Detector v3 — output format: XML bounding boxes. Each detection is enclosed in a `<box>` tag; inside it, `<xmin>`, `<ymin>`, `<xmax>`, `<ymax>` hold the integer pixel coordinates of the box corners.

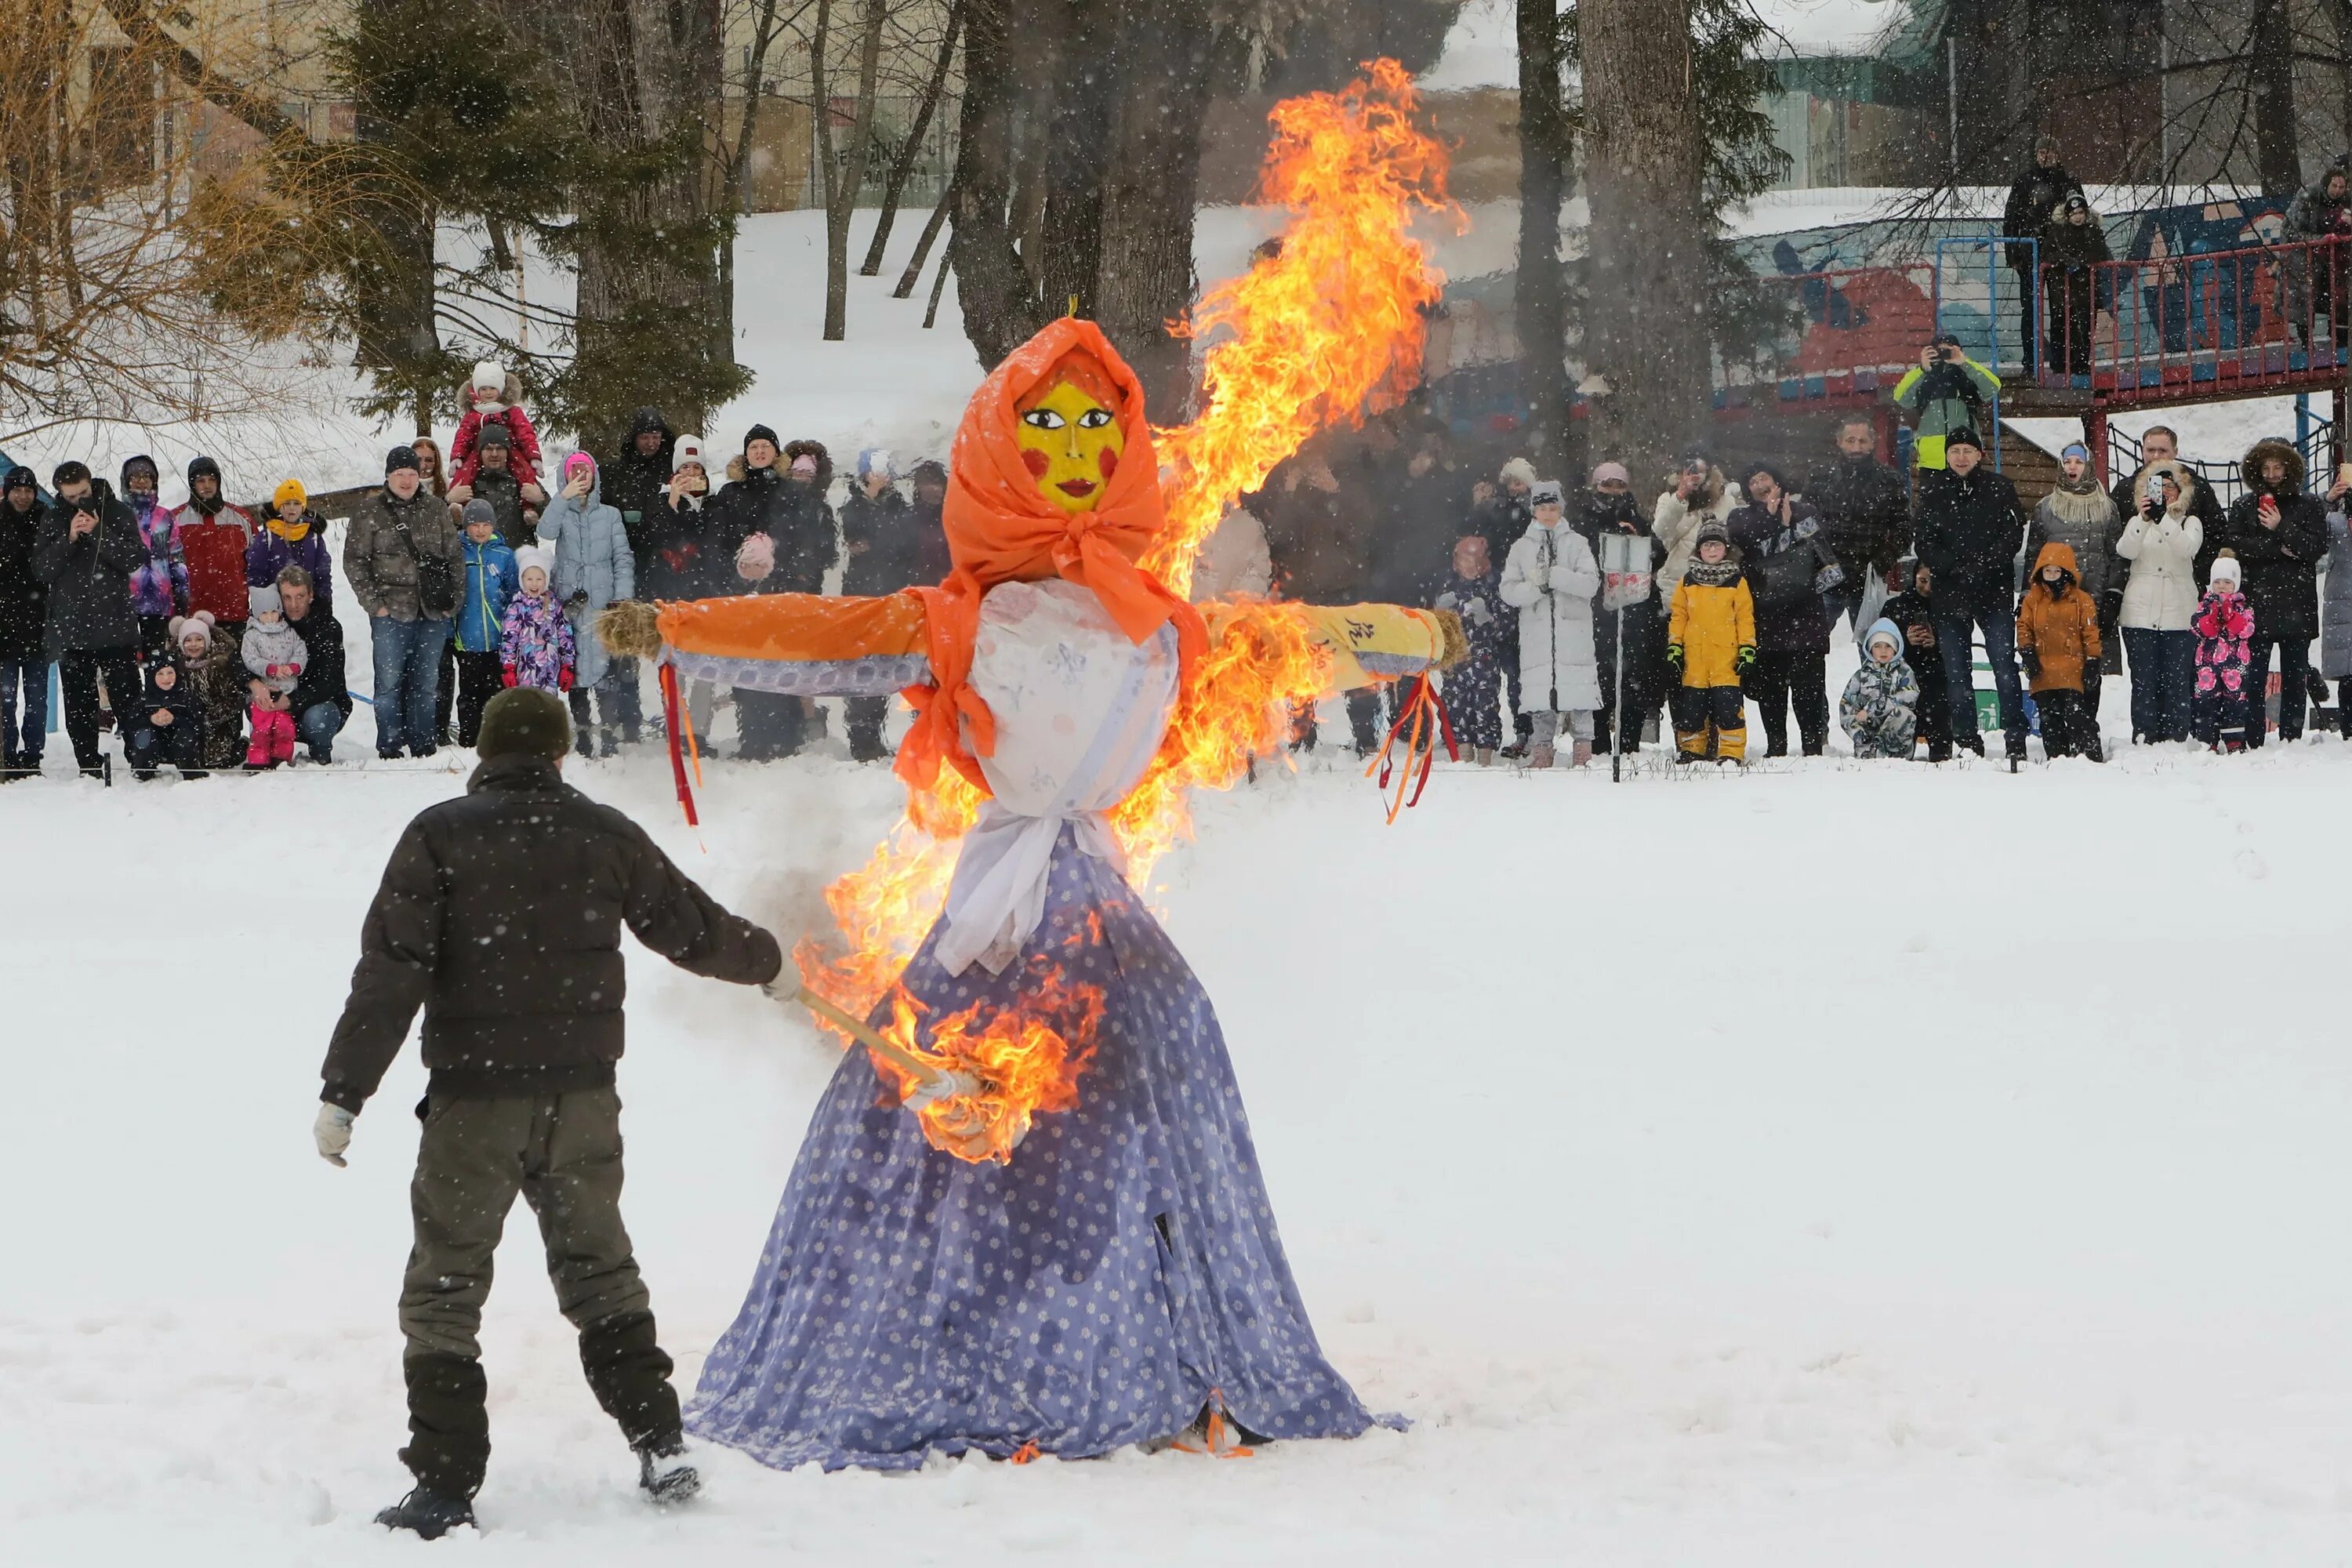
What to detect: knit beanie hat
<box><xmin>513</xmin><ymin>543</ymin><xmax>554</xmax><ymax>582</ymax></box>
<box><xmin>744</xmin><ymin>423</ymin><xmax>780</xmax><ymax>453</ymax></box>
<box><xmin>1590</xmin><ymin>460</ymin><xmax>1631</xmax><ymax>488</ymax></box>
<box><xmin>1695</xmin><ymin>519</ymin><xmax>1732</xmax><ymax>550</ymax></box>
<box><xmin>564</xmin><ymin>451</ymin><xmax>595</xmax><ymax>486</ymax></box>
<box><xmin>672</xmin><ymin>434</ymin><xmax>707</xmax><ymax>474</ymax></box>
<box><xmin>475</xmin><ymin>686</ymin><xmax>572</xmax><ymax>763</ymax></box>
<box><xmin>1529</xmin><ymin>479</ymin><xmax>1565</xmax><ymax>509</ymax></box>
<box><xmin>473</xmin><ymin>420</ymin><xmax>512</xmax><ymax>454</ymax></box>
<box><xmin>3</xmin><ymin>466</ymin><xmax>34</xmax><ymax>495</ymax></box>
<box><xmin>462</xmin><ymin>499</ymin><xmax>498</xmax><ymax>529</ymax></box>
<box><xmin>735</xmin><ymin>531</ymin><xmax>777</xmax><ymax>579</ymax></box>
<box><xmin>170</xmin><ymin>611</ymin><xmax>215</xmax><ymax>651</ymax></box>
<box><xmin>2210</xmin><ymin>550</ymin><xmax>2241</xmax><ymax>586</ymax></box>
<box><xmin>1945</xmin><ymin>426</ymin><xmax>1984</xmax><ymax>455</ymax></box>
<box><xmin>471</xmin><ymin>361</ymin><xmax>505</xmax><ymax>395</ymax></box>
<box><xmin>249</xmin><ymin>584</ymin><xmax>283</xmax><ymax>618</ymax></box>
<box><xmin>187</xmin><ymin>455</ymin><xmax>222</xmax><ymax>486</ymax></box>
<box><xmin>1499</xmin><ymin>456</ymin><xmax>1537</xmax><ymax>489</ymax></box>
<box><xmin>858</xmin><ymin>447</ymin><xmax>893</xmax><ymax>481</ymax></box>
<box><xmin>274</xmin><ymin>478</ymin><xmax>307</xmax><ymax>510</ymax></box>
<box><xmin>385</xmin><ymin>444</ymin><xmax>421</xmax><ymax>475</ymax></box>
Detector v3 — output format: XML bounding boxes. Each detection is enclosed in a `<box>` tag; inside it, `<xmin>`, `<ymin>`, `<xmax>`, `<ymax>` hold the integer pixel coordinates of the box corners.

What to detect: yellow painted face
<box><xmin>1014</xmin><ymin>380</ymin><xmax>1125</xmax><ymax>514</ymax></box>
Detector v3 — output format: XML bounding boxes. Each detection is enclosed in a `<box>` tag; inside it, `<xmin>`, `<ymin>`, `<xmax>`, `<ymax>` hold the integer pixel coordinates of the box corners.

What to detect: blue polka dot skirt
<box><xmin>687</xmin><ymin>826</ymin><xmax>1393</xmax><ymax>1471</ymax></box>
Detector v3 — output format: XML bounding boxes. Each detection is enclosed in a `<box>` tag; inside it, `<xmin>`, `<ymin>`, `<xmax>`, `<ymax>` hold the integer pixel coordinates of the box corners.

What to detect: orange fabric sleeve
<box><xmin>655</xmin><ymin>591</ymin><xmax>931</xmax><ymax>664</ymax></box>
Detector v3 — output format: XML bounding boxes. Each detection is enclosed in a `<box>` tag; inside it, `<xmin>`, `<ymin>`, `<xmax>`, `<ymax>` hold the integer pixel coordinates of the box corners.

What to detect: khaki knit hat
<box><xmin>475</xmin><ymin>687</ymin><xmax>572</xmax><ymax>762</ymax></box>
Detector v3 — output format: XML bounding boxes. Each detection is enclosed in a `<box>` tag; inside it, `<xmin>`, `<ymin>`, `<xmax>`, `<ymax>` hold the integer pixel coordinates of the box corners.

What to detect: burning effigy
<box><xmin>603</xmin><ymin>63</ymin><xmax>1459</xmax><ymax>1468</ymax></box>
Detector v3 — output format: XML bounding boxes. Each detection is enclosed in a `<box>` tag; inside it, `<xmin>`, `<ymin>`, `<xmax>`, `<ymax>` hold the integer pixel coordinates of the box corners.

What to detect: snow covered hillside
<box><xmin>7</xmin><ymin>728</ymin><xmax>2352</xmax><ymax>1563</ymax></box>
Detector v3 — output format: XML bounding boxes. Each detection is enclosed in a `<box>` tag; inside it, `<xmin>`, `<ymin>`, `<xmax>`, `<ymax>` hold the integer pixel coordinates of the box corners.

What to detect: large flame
<box><xmin>795</xmin><ymin>60</ymin><xmax>1451</xmax><ymax>1161</ymax></box>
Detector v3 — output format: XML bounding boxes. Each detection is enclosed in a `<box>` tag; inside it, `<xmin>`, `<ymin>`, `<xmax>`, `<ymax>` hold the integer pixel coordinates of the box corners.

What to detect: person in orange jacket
<box><xmin>2015</xmin><ymin>540</ymin><xmax>2104</xmax><ymax>759</ymax></box>
<box><xmin>1665</xmin><ymin>521</ymin><xmax>1756</xmax><ymax>764</ymax></box>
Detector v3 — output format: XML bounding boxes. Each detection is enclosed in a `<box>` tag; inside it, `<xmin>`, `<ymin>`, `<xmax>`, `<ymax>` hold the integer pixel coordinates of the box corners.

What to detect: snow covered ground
<box><xmin>9</xmin><ymin>668</ymin><xmax>2352</xmax><ymax>1563</ymax></box>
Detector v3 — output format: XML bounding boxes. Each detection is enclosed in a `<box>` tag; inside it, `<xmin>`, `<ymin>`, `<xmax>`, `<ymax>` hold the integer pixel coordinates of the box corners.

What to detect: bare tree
<box><xmin>858</xmin><ymin>0</ymin><xmax>964</xmax><ymax>274</ymax></box>
<box><xmin>0</xmin><ymin>2</ymin><xmax>358</xmax><ymax>443</ymax></box>
<box><xmin>814</xmin><ymin>0</ymin><xmax>891</xmax><ymax>339</ymax></box>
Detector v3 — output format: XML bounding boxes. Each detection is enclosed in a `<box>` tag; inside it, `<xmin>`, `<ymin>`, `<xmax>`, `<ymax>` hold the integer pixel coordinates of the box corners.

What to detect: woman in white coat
<box><xmin>2114</xmin><ymin>458</ymin><xmax>2204</xmax><ymax>742</ymax></box>
<box><xmin>1499</xmin><ymin>479</ymin><xmax>1602</xmax><ymax>767</ymax></box>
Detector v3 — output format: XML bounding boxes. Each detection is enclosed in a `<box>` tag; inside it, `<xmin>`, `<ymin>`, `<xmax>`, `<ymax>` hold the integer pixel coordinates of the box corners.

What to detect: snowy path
<box><xmin>6</xmin><ymin>740</ymin><xmax>2351</xmax><ymax>1563</ymax></box>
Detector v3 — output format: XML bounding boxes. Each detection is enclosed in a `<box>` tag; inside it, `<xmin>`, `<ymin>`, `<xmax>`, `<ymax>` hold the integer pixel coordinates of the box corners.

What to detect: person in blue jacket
<box><xmin>450</xmin><ymin>499</ymin><xmax>518</xmax><ymax>747</ymax></box>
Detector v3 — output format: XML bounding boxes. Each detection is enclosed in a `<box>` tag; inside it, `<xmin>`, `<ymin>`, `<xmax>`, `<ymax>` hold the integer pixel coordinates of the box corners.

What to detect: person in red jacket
<box><xmin>448</xmin><ymin>361</ymin><xmax>546</xmax><ymax>498</ymax></box>
<box><xmin>172</xmin><ymin>456</ymin><xmax>258</xmax><ymax>641</ymax></box>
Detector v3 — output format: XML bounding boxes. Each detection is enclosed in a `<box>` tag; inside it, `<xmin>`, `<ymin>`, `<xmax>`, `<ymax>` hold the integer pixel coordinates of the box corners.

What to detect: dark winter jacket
<box><xmin>1573</xmin><ymin>488</ymin><xmax>1653</xmax><ymax>555</ymax></box>
<box><xmin>1431</xmin><ymin>568</ymin><xmax>1509</xmax><ymax>658</ymax></box>
<box><xmin>0</xmin><ymin>489</ymin><xmax>47</xmax><ymax>662</ymax></box>
<box><xmin>642</xmin><ymin>492</ymin><xmax>724</xmax><ymax>601</ymax></box>
<box><xmin>1802</xmin><ymin>454</ymin><xmax>1911</xmax><ymax>586</ymax></box>
<box><xmin>136</xmin><ymin>659</ymin><xmax>201</xmax><ymax>729</ymax></box>
<box><xmin>1381</xmin><ymin>459</ymin><xmax>1472</xmax><ymax>601</ymax></box>
<box><xmin>345</xmin><ymin>484</ymin><xmax>463</xmax><ymax>623</ymax></box>
<box><xmin>1880</xmin><ymin>580</ymin><xmax>1947</xmax><ymax>698</ymax></box>
<box><xmin>1727</xmin><ymin>497</ymin><xmax>1839</xmax><ymax>653</ymax></box>
<box><xmin>1914</xmin><ymin>465</ymin><xmax>2028</xmax><ymax>593</ymax></box>
<box><xmin>840</xmin><ymin>485</ymin><xmax>953</xmax><ymax>596</ymax></box>
<box><xmin>470</xmin><ymin>463</ymin><xmax>535</xmax><ymax>550</ymax></box>
<box><xmin>34</xmin><ymin>481</ymin><xmax>143</xmax><ymax>654</ymax></box>
<box><xmin>604</xmin><ymin>407</ymin><xmax>675</xmax><ymax>569</ymax></box>
<box><xmin>319</xmin><ymin>753</ymin><xmax>783</xmax><ymax>1112</ymax></box>
<box><xmin>1468</xmin><ymin>488</ymin><xmax>1534</xmax><ymax>567</ymax></box>
<box><xmin>1258</xmin><ymin>462</ymin><xmax>1360</xmax><ymax>601</ymax></box>
<box><xmin>718</xmin><ymin>450</ymin><xmax>838</xmax><ymax>593</ymax></box>
<box><xmin>246</xmin><ymin>516</ymin><xmax>336</xmax><ymax>614</ymax></box>
<box><xmin>184</xmin><ymin>633</ymin><xmax>248</xmax><ymax>768</ymax></box>
<box><xmin>2002</xmin><ymin>160</ymin><xmax>2086</xmax><ymax>271</ymax></box>
<box><xmin>284</xmin><ymin>600</ymin><xmax>350</xmax><ymax>719</ymax></box>
<box><xmin>2219</xmin><ymin>438</ymin><xmax>2328</xmax><ymax>640</ymax></box>
<box><xmin>2039</xmin><ymin>209</ymin><xmax>2113</xmax><ymax>281</ymax></box>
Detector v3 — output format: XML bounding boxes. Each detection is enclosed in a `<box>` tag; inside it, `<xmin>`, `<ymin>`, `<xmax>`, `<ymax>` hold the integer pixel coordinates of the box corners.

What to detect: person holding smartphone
<box><xmin>1892</xmin><ymin>335</ymin><xmax>2000</xmax><ymax>472</ymax></box>
<box><xmin>32</xmin><ymin>461</ymin><xmax>143</xmax><ymax>778</ymax></box>
<box><xmin>2220</xmin><ymin>438</ymin><xmax>2328</xmax><ymax>745</ymax></box>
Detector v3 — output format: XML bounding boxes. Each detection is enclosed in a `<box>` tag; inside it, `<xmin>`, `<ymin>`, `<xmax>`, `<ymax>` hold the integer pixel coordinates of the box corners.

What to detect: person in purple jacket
<box><xmin>121</xmin><ymin>455</ymin><xmax>189</xmax><ymax>660</ymax></box>
<box><xmin>247</xmin><ymin>477</ymin><xmax>335</xmax><ymax>615</ymax></box>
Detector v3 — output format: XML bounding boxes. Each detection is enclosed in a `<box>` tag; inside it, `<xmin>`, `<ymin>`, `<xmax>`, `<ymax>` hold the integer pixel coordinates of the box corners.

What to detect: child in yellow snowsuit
<box><xmin>1666</xmin><ymin>520</ymin><xmax>1756</xmax><ymax>763</ymax></box>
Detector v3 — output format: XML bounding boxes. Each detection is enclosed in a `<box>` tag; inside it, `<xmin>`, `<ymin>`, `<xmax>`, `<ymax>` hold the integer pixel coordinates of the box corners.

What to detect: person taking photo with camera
<box><xmin>1893</xmin><ymin>335</ymin><xmax>2001</xmax><ymax>473</ymax></box>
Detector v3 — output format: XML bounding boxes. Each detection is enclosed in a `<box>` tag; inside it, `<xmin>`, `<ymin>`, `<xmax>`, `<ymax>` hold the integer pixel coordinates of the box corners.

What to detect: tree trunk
<box><xmin>949</xmin><ymin>0</ymin><xmax>1047</xmax><ymax>366</ymax></box>
<box><xmin>567</xmin><ymin>0</ymin><xmax>738</xmax><ymax>442</ymax></box>
<box><xmin>1038</xmin><ymin>1</ymin><xmax>1116</xmax><ymax>321</ymax></box>
<box><xmin>2249</xmin><ymin>0</ymin><xmax>2302</xmax><ymax>195</ymax></box>
<box><xmin>350</xmin><ymin>0</ymin><xmax>438</xmax><ymax>419</ymax></box>
<box><xmin>1515</xmin><ymin>0</ymin><xmax>1570</xmax><ymax>473</ymax></box>
<box><xmin>894</xmin><ymin>198</ymin><xmax>950</xmax><ymax>297</ymax></box>
<box><xmin>1094</xmin><ymin>4</ymin><xmax>1214</xmax><ymax>419</ymax></box>
<box><xmin>1581</xmin><ymin>0</ymin><xmax>1708</xmax><ymax>480</ymax></box>
<box><xmin>859</xmin><ymin>0</ymin><xmax>963</xmax><ymax>275</ymax></box>
<box><xmin>822</xmin><ymin>0</ymin><xmax>889</xmax><ymax>339</ymax></box>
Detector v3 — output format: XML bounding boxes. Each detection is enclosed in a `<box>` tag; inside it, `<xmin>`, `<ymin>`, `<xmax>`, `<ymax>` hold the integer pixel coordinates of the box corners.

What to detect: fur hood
<box><xmin>727</xmin><ymin>439</ymin><xmax>833</xmax><ymax>490</ymax></box>
<box><xmin>461</xmin><ymin>368</ymin><xmax>527</xmax><ymax>414</ymax></box>
<box><xmin>2127</xmin><ymin>457</ymin><xmax>2201</xmax><ymax>516</ymax></box>
<box><xmin>2240</xmin><ymin>437</ymin><xmax>2306</xmax><ymax>497</ymax></box>
<box><xmin>1661</xmin><ymin>464</ymin><xmax>1728</xmax><ymax>510</ymax></box>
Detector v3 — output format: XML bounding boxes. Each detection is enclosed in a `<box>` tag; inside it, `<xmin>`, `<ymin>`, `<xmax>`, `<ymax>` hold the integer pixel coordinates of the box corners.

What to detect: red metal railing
<box><xmin>2036</xmin><ymin>234</ymin><xmax>2348</xmax><ymax>400</ymax></box>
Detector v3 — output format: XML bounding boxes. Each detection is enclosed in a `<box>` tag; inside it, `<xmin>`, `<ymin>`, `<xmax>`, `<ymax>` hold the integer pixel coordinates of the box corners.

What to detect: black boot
<box><xmin>1957</xmin><ymin>733</ymin><xmax>1986</xmax><ymax>757</ymax></box>
<box><xmin>636</xmin><ymin>1433</ymin><xmax>700</xmax><ymax>1504</ymax></box>
<box><xmin>376</xmin><ymin>1486</ymin><xmax>475</xmax><ymax>1540</ymax></box>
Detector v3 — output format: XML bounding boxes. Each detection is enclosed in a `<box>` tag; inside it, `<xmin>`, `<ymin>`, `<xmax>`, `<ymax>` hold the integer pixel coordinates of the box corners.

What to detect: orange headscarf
<box><xmin>896</xmin><ymin>319</ymin><xmax>1207</xmax><ymax>793</ymax></box>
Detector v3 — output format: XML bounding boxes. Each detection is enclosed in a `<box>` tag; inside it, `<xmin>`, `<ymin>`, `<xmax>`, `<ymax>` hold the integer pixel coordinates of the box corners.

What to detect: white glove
<box><xmin>1537</xmin><ymin>565</ymin><xmax>1557</xmax><ymax>593</ymax></box>
<box><xmin>1465</xmin><ymin>597</ymin><xmax>1494</xmax><ymax>625</ymax></box>
<box><xmin>902</xmin><ymin>1069</ymin><xmax>983</xmax><ymax>1112</ymax></box>
<box><xmin>1434</xmin><ymin>590</ymin><xmax>1459</xmax><ymax>612</ymax></box>
<box><xmin>314</xmin><ymin>1102</ymin><xmax>355</xmax><ymax>1167</ymax></box>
